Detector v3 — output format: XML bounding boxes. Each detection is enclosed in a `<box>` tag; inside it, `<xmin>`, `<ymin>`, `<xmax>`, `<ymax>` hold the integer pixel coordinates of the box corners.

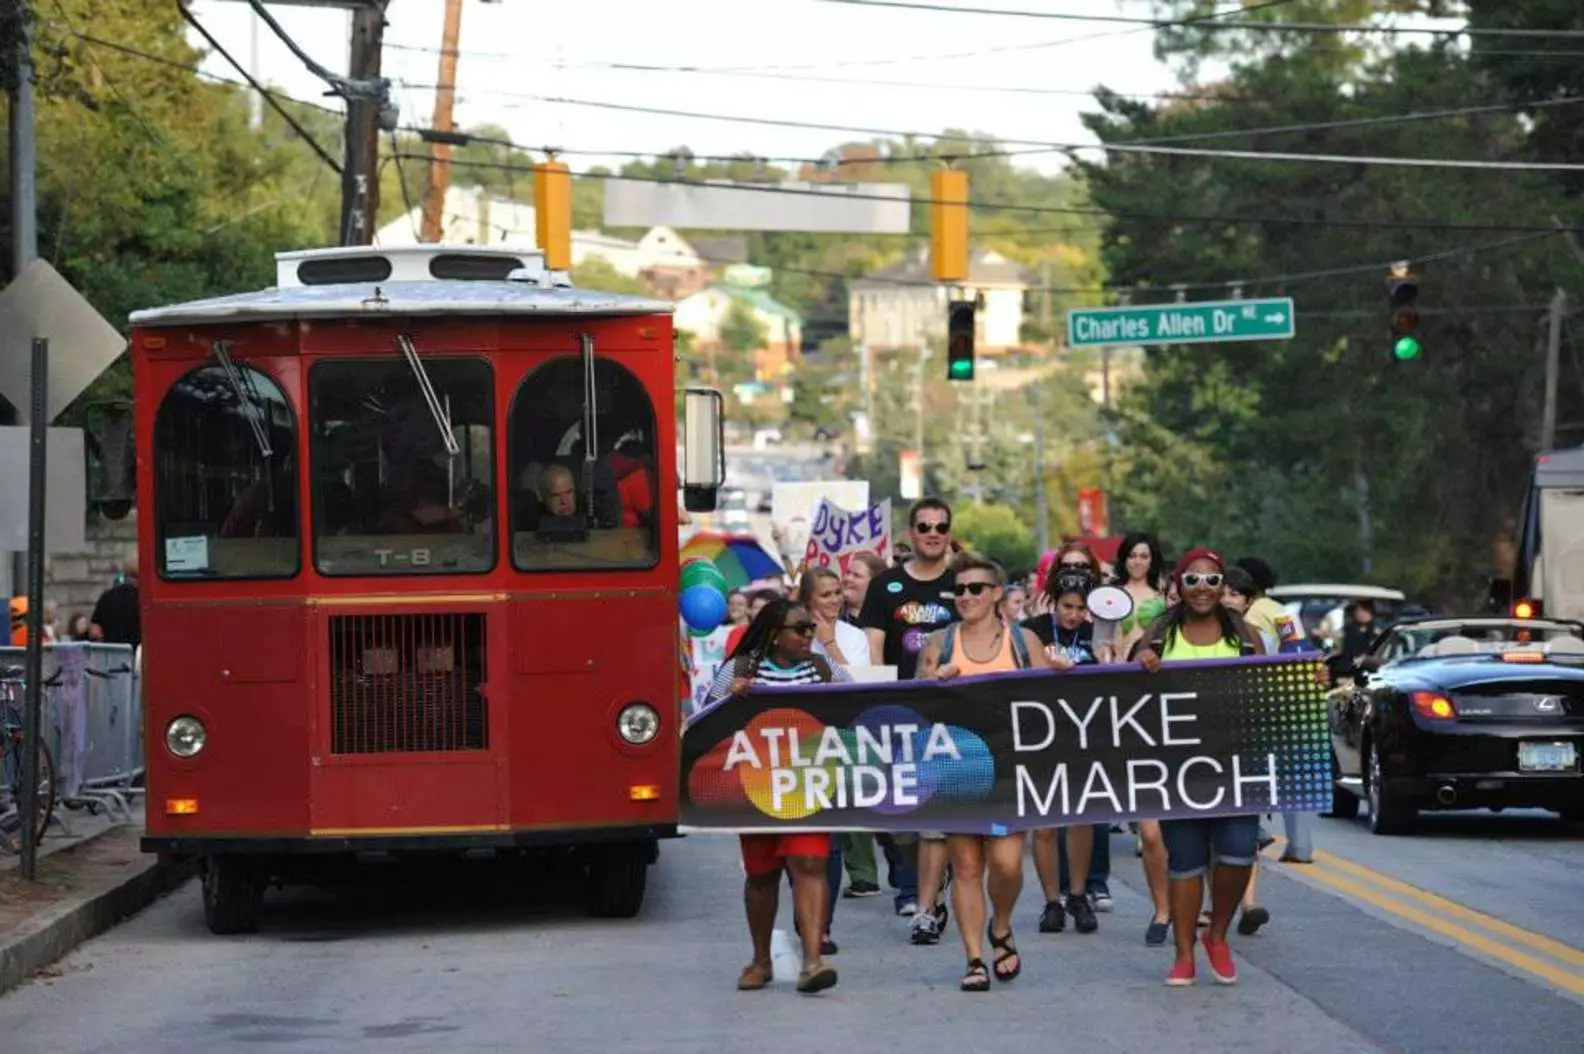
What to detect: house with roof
<box><xmin>674</xmin><ymin>282</ymin><xmax>805</xmax><ymax>381</ymax></box>
<box><xmin>847</xmin><ymin>246</ymin><xmax>1032</xmax><ymax>354</ymax></box>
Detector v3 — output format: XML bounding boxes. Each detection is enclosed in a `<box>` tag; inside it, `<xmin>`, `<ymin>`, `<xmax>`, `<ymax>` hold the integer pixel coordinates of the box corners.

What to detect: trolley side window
<box><xmin>309</xmin><ymin>357</ymin><xmax>496</xmax><ymax>576</ymax></box>
<box><xmin>154</xmin><ymin>363</ymin><xmax>299</xmax><ymax>580</ymax></box>
<box><xmin>509</xmin><ymin>354</ymin><xmax>659</xmax><ymax>571</ymax></box>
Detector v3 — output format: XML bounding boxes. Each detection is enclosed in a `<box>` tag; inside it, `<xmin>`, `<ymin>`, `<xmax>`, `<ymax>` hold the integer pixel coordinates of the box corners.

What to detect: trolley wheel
<box><xmin>202</xmin><ymin>855</ymin><xmax>265</xmax><ymax>935</ymax></box>
<box><xmin>583</xmin><ymin>845</ymin><xmax>649</xmax><ymax>919</ymax></box>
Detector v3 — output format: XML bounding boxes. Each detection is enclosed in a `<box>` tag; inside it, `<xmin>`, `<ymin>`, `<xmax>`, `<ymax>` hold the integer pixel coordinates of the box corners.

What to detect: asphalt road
<box><xmin>2</xmin><ymin>811</ymin><xmax>1581</xmax><ymax>1053</ymax></box>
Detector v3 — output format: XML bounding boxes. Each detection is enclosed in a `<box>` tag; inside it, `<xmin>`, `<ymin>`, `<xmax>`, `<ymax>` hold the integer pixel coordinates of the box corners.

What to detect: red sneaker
<box><xmin>1204</xmin><ymin>938</ymin><xmax>1237</xmax><ymax>985</ymax></box>
<box><xmin>1165</xmin><ymin>956</ymin><xmax>1196</xmax><ymax>987</ymax></box>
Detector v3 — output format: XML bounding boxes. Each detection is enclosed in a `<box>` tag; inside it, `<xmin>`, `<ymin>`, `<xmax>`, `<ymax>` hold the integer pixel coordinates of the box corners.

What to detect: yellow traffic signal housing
<box><xmin>930</xmin><ymin>169</ymin><xmax>969</xmax><ymax>283</ymax></box>
<box><xmin>534</xmin><ymin>161</ymin><xmax>572</xmax><ymax>271</ymax></box>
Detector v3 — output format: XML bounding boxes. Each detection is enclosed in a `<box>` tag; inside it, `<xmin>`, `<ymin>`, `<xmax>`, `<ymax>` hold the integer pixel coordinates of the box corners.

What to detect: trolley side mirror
<box><xmin>682</xmin><ymin>387</ymin><xmax>725</xmax><ymax>513</ymax></box>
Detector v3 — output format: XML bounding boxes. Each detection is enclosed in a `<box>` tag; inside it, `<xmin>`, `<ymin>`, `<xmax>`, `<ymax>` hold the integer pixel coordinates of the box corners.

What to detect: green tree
<box><xmin>952</xmin><ymin>503</ymin><xmax>1038</xmax><ymax>573</ymax></box>
<box><xmin>719</xmin><ymin>299</ymin><xmax>768</xmax><ymax>354</ymax></box>
<box><xmin>1081</xmin><ymin>23</ymin><xmax>1584</xmax><ymax>602</ymax></box>
<box><xmin>571</xmin><ymin>256</ymin><xmax>649</xmax><ymax>296</ymax></box>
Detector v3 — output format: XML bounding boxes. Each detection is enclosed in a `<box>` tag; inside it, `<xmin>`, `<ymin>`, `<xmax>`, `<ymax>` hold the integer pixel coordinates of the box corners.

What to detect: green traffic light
<box><xmin>948</xmin><ymin>358</ymin><xmax>974</xmax><ymax>380</ymax></box>
<box><xmin>1393</xmin><ymin>336</ymin><xmax>1422</xmax><ymax>362</ymax></box>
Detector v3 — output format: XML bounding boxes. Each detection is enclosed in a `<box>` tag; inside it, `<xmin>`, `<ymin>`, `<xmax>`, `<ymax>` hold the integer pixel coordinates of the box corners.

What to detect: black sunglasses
<box><xmin>913</xmin><ymin>521</ymin><xmax>951</xmax><ymax>535</ymax></box>
<box><xmin>781</xmin><ymin>620</ymin><xmax>817</xmax><ymax>635</ymax></box>
<box><xmin>953</xmin><ymin>582</ymin><xmax>995</xmax><ymax>597</ymax></box>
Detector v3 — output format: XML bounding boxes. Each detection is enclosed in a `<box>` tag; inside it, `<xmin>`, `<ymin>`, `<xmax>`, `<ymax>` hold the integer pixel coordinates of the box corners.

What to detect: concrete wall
<box><xmin>43</xmin><ymin>513</ymin><xmax>136</xmax><ymax>619</ymax></box>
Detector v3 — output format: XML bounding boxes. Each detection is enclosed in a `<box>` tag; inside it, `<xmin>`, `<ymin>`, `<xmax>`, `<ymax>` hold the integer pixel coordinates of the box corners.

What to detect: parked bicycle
<box><xmin>0</xmin><ymin>664</ymin><xmax>57</xmax><ymax>854</ymax></box>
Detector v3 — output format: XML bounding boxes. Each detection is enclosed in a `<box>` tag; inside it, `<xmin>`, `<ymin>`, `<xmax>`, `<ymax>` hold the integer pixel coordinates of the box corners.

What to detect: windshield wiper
<box><xmin>210</xmin><ymin>339</ymin><xmax>273</xmax><ymax>460</ymax></box>
<box><xmin>396</xmin><ymin>334</ymin><xmax>461</xmax><ymax>457</ymax></box>
<box><xmin>580</xmin><ymin>332</ymin><xmax>599</xmax><ymax>521</ymax></box>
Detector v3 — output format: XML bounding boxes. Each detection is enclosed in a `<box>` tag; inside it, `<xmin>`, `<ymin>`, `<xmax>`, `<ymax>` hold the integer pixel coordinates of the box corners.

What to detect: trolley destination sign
<box><xmin>1066</xmin><ymin>297</ymin><xmax>1295</xmax><ymax>349</ymax></box>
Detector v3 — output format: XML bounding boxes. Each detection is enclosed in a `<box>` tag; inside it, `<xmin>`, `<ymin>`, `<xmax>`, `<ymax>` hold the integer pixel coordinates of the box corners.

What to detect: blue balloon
<box><xmin>679</xmin><ymin>583</ymin><xmax>727</xmax><ymax>632</ymax></box>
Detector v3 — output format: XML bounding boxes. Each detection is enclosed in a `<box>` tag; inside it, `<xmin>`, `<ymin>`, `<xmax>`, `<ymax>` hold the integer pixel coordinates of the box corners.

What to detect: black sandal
<box><xmin>961</xmin><ymin>958</ymin><xmax>990</xmax><ymax>993</ymax></box>
<box><xmin>988</xmin><ymin>927</ymin><xmax>1021</xmax><ymax>982</ymax></box>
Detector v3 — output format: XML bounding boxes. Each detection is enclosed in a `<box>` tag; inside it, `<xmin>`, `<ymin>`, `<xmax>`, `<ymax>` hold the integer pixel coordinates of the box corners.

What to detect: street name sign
<box><xmin>1066</xmin><ymin>297</ymin><xmax>1295</xmax><ymax>350</ymax></box>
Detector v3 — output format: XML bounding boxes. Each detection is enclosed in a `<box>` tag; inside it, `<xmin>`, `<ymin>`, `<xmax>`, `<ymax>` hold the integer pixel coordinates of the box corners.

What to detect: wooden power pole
<box><xmin>420</xmin><ymin>0</ymin><xmax>465</xmax><ymax>242</ymax></box>
<box><xmin>341</xmin><ymin>4</ymin><xmax>386</xmax><ymax>245</ymax></box>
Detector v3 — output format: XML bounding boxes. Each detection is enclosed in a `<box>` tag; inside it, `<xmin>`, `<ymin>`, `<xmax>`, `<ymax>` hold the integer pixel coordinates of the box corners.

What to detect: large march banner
<box><xmin>682</xmin><ymin>656</ymin><xmax>1332</xmax><ymax>834</ymax></box>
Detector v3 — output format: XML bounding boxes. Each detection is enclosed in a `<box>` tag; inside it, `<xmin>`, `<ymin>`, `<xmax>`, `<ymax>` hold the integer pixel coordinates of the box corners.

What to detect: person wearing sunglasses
<box><xmin>1131</xmin><ymin>548</ymin><xmax>1266</xmax><ymax>987</ymax></box>
<box><xmin>916</xmin><ymin>553</ymin><xmax>1047</xmax><ymax>992</ymax></box>
<box><xmin>859</xmin><ymin>498</ymin><xmax>960</xmax><ymax>929</ymax></box>
<box><xmin>707</xmin><ymin>598</ymin><xmax>852</xmax><ymax>995</ymax></box>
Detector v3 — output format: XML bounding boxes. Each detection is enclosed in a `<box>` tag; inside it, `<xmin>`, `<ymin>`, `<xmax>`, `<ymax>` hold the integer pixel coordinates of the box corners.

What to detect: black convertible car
<box><xmin>1325</xmin><ymin>616</ymin><xmax>1584</xmax><ymax>834</ymax></box>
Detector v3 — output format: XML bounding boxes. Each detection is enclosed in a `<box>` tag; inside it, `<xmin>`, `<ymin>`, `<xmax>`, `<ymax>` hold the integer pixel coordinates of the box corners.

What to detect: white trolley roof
<box><xmin>129</xmin><ymin>245</ymin><xmax>674</xmax><ymax>328</ymax></box>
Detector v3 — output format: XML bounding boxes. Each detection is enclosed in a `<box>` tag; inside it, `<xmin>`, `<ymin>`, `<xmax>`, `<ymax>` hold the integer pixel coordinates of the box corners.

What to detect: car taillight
<box><xmin>1514</xmin><ymin>599</ymin><xmax>1539</xmax><ymax>619</ymax></box>
<box><xmin>1411</xmin><ymin>691</ymin><xmax>1457</xmax><ymax>720</ymax></box>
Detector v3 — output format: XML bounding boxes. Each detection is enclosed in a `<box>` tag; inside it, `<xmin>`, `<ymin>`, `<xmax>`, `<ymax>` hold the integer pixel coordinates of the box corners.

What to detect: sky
<box><xmin>186</xmin><ymin>0</ymin><xmax>1195</xmax><ymax>179</ymax></box>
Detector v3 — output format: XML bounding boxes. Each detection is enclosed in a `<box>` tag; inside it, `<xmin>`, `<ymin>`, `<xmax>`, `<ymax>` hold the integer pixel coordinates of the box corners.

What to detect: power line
<box><xmin>241</xmin><ymin>0</ymin><xmax>386</xmax><ymax>101</ymax></box>
<box><xmin>812</xmin><ymin>0</ymin><xmax>1584</xmax><ymax>38</ymax></box>
<box><xmin>383</xmin><ymin>0</ymin><xmax>1297</xmax><ymax>75</ymax></box>
<box><xmin>466</xmin><ymin>92</ymin><xmax>1584</xmax><ymax>172</ymax></box>
<box><xmin>393</xmin><ymin>149</ymin><xmax>1584</xmax><ymax>236</ymax></box>
<box><xmin>425</xmin><ymin>80</ymin><xmax>1584</xmax><ymax>153</ymax></box>
<box><xmin>174</xmin><ymin>6</ymin><xmax>343</xmax><ymax>174</ymax></box>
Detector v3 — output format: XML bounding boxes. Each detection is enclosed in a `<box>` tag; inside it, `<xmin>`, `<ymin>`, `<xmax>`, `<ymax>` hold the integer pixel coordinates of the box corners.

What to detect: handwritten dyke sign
<box><xmin>681</xmin><ymin>656</ymin><xmax>1331</xmax><ymax>833</ymax></box>
<box><xmin>802</xmin><ymin>497</ymin><xmax>891</xmax><ymax>576</ymax></box>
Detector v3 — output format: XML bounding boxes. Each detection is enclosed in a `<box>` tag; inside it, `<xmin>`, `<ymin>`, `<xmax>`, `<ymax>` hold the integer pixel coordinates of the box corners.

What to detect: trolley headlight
<box><xmin>617</xmin><ymin>703</ymin><xmax>660</xmax><ymax>745</ymax></box>
<box><xmin>165</xmin><ymin>716</ymin><xmax>207</xmax><ymax>758</ymax></box>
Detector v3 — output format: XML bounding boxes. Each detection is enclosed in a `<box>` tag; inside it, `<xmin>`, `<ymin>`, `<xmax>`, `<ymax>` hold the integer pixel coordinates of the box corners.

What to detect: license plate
<box><xmin>1518</xmin><ymin>742</ymin><xmax>1579</xmax><ymax>772</ymax></box>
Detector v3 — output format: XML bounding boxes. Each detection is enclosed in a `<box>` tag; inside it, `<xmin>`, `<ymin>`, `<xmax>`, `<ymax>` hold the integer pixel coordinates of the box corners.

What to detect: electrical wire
<box><xmin>436</xmin><ymin>93</ymin><xmax>1584</xmax><ymax>172</ymax></box>
<box><xmin>812</xmin><ymin>0</ymin><xmax>1584</xmax><ymax>38</ymax></box>
<box><xmin>175</xmin><ymin>5</ymin><xmax>343</xmax><ymax>174</ymax></box>
<box><xmin>242</xmin><ymin>0</ymin><xmax>386</xmax><ymax>100</ymax></box>
<box><xmin>392</xmin><ymin>149</ymin><xmax>1583</xmax><ymax>241</ymax></box>
<box><xmin>386</xmin><ymin>129</ymin><xmax>421</xmax><ymax>243</ymax></box>
<box><xmin>415</xmin><ymin>80</ymin><xmax>1584</xmax><ymax>154</ymax></box>
<box><xmin>382</xmin><ymin>0</ymin><xmax>1298</xmax><ymax>75</ymax></box>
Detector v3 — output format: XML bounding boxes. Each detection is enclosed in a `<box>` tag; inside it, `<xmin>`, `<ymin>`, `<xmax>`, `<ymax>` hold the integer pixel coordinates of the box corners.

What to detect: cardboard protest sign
<box><xmin>801</xmin><ymin>497</ymin><xmax>891</xmax><ymax>577</ymax></box>
<box><xmin>771</xmin><ymin>481</ymin><xmax>869</xmax><ymax>569</ymax></box>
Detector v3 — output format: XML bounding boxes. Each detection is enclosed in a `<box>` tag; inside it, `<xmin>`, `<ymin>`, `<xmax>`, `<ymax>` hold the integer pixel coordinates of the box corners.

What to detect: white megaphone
<box><xmin>1086</xmin><ymin>585</ymin><xmax>1135</xmax><ymax>656</ymax></box>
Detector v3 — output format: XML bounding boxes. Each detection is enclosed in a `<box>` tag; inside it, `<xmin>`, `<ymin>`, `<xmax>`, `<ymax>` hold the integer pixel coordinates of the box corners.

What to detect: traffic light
<box><xmin>533</xmin><ymin>159</ymin><xmax>572</xmax><ymax>271</ymax></box>
<box><xmin>947</xmin><ymin>300</ymin><xmax>975</xmax><ymax>382</ymax></box>
<box><xmin>931</xmin><ymin>169</ymin><xmax>969</xmax><ymax>283</ymax></box>
<box><xmin>1388</xmin><ymin>266</ymin><xmax>1421</xmax><ymax>362</ymax></box>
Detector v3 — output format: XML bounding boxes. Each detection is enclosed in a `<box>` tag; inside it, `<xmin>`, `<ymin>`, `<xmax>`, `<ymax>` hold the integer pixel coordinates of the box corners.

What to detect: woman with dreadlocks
<box><xmin>706</xmin><ymin>597</ymin><xmax>851</xmax><ymax>996</ymax></box>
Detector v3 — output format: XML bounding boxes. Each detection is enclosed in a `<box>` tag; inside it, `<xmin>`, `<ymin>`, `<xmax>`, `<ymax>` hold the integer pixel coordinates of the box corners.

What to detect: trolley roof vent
<box><xmin>275</xmin><ymin>244</ymin><xmax>553</xmax><ymax>288</ymax></box>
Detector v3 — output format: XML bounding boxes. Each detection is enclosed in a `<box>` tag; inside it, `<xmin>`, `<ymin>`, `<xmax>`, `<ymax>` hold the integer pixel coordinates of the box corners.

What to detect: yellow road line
<box><xmin>1311</xmin><ymin>850</ymin><xmax>1584</xmax><ymax>969</ymax></box>
<box><xmin>1291</xmin><ymin>858</ymin><xmax>1584</xmax><ymax>998</ymax></box>
<box><xmin>1267</xmin><ymin>838</ymin><xmax>1584</xmax><ymax>970</ymax></box>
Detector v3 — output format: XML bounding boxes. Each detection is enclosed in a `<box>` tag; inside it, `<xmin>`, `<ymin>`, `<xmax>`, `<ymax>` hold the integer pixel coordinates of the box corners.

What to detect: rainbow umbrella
<box><xmin>680</xmin><ymin>531</ymin><xmax>782</xmax><ymax>592</ymax></box>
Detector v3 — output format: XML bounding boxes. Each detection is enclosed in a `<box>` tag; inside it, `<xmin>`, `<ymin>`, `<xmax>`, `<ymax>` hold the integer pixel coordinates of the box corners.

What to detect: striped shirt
<box><xmin>706</xmin><ymin>654</ymin><xmax>852</xmax><ymax>705</ymax></box>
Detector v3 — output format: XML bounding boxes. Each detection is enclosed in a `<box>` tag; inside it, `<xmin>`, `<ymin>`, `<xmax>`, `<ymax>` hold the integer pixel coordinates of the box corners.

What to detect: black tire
<box><xmin>1322</xmin><ymin>748</ymin><xmax>1359</xmax><ymax>819</ymax></box>
<box><xmin>202</xmin><ymin>855</ymin><xmax>265</xmax><ymax>935</ymax></box>
<box><xmin>1560</xmin><ymin>808</ymin><xmax>1584</xmax><ymax>825</ymax></box>
<box><xmin>1366</xmin><ymin>739</ymin><xmax>1415</xmax><ymax>836</ymax></box>
<box><xmin>583</xmin><ymin>847</ymin><xmax>648</xmax><ymax>919</ymax></box>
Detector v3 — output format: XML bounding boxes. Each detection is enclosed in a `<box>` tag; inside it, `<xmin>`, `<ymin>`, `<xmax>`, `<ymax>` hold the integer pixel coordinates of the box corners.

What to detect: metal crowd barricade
<box><xmin>0</xmin><ymin>642</ymin><xmax>143</xmax><ymax>823</ymax></box>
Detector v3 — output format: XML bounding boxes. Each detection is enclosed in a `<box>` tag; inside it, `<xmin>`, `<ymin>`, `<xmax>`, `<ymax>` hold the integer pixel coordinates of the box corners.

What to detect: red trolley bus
<box><xmin>131</xmin><ymin>244</ymin><xmax>723</xmax><ymax>933</ymax></box>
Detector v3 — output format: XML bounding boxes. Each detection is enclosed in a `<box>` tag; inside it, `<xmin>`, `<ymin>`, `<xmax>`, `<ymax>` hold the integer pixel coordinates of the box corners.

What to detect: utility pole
<box><xmin>8</xmin><ymin>0</ymin><xmax>37</xmax><ymax>601</ymax></box>
<box><xmin>1541</xmin><ymin>288</ymin><xmax>1567</xmax><ymax>451</ymax></box>
<box><xmin>420</xmin><ymin>0</ymin><xmax>465</xmax><ymax>242</ymax></box>
<box><xmin>1034</xmin><ymin>260</ymin><xmax>1053</xmax><ymax>551</ymax></box>
<box><xmin>912</xmin><ymin>345</ymin><xmax>928</xmax><ymax>481</ymax></box>
<box><xmin>341</xmin><ymin>4</ymin><xmax>385</xmax><ymax>245</ymax></box>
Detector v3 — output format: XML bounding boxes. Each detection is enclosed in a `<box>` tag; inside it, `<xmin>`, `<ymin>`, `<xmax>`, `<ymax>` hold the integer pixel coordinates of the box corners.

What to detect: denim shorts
<box><xmin>1160</xmin><ymin>815</ymin><xmax>1261</xmax><ymax>879</ymax></box>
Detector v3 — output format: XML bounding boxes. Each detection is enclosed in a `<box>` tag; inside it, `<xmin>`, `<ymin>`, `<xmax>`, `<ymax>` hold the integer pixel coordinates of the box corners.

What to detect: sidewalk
<box><xmin>0</xmin><ymin>803</ymin><xmax>191</xmax><ymax>996</ymax></box>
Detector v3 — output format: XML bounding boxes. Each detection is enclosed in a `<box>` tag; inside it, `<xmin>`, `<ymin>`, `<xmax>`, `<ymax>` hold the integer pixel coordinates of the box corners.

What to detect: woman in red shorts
<box><xmin>707</xmin><ymin>597</ymin><xmax>850</xmax><ymax>994</ymax></box>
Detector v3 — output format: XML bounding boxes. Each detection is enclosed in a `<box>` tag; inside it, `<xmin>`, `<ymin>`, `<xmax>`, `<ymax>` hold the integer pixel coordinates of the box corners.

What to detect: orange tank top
<box><xmin>952</xmin><ymin>622</ymin><xmax>1020</xmax><ymax>675</ymax></box>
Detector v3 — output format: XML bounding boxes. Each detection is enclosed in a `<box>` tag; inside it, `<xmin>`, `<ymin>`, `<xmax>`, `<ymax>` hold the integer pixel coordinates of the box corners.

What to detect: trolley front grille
<box><xmin>328</xmin><ymin>613</ymin><xmax>487</xmax><ymax>755</ymax></box>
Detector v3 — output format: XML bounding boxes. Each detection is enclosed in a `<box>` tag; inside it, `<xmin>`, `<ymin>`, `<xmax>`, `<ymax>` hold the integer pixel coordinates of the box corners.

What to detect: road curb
<box><xmin>0</xmin><ymin>854</ymin><xmax>195</xmax><ymax>996</ymax></box>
